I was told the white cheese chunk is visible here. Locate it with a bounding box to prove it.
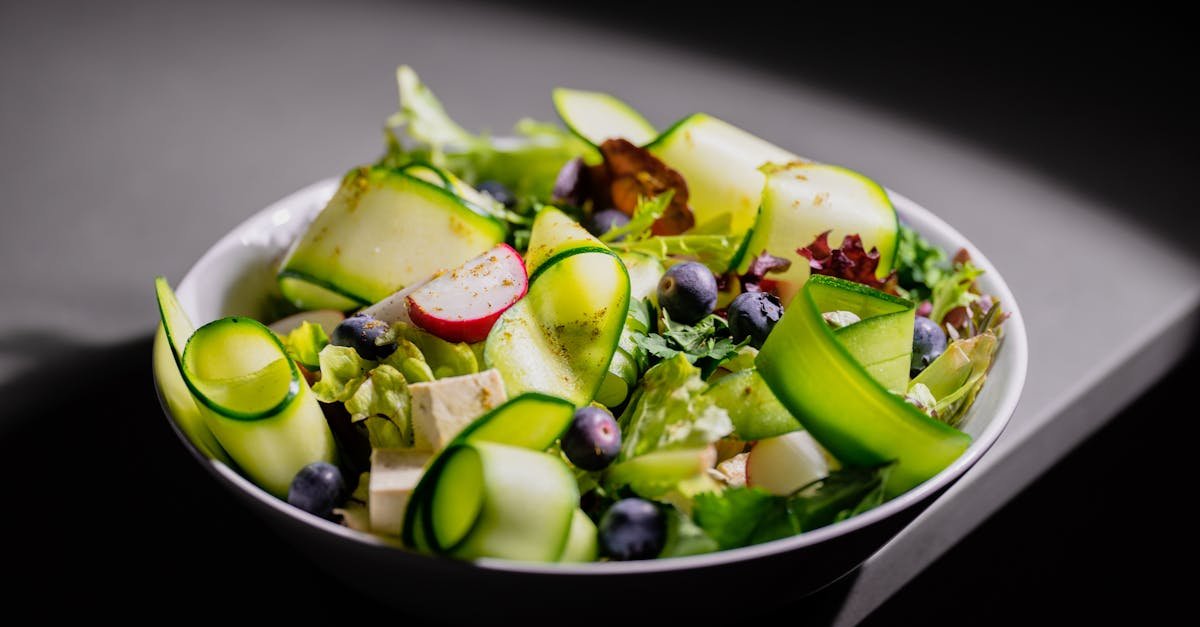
[369,448,433,536]
[409,369,507,451]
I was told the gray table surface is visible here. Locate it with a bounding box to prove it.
[3,0,1198,623]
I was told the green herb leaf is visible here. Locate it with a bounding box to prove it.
[691,464,893,550]
[599,191,673,243]
[632,312,748,378]
[894,224,950,302]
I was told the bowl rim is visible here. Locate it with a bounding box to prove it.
[159,176,1028,575]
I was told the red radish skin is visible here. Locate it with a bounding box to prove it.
[406,243,528,343]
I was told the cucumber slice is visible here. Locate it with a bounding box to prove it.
[808,276,916,394]
[486,208,630,407]
[756,275,970,497]
[739,162,899,287]
[402,391,575,550]
[180,316,337,497]
[523,206,603,277]
[152,278,231,464]
[647,113,798,234]
[278,167,506,309]
[559,509,599,562]
[605,447,711,498]
[425,442,579,561]
[552,88,657,147]
[704,368,801,441]
[450,392,576,451]
[486,250,629,407]
[396,161,503,216]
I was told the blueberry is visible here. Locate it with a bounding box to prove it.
[911,315,947,375]
[728,291,784,348]
[657,262,718,324]
[562,407,622,471]
[598,498,665,561]
[330,313,397,361]
[552,157,588,206]
[586,209,631,240]
[476,180,515,208]
[287,462,345,520]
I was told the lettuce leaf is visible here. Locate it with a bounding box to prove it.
[280,321,328,370]
[619,354,734,460]
[910,332,999,426]
[692,464,891,550]
[611,233,742,275]
[311,345,374,403]
[929,260,985,325]
[385,322,477,379]
[381,66,592,218]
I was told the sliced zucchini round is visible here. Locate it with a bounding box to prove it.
[486,207,630,407]
[756,275,969,498]
[647,113,799,234]
[450,392,576,451]
[277,167,506,309]
[402,391,576,550]
[153,278,231,464]
[740,162,899,290]
[485,249,629,407]
[552,87,657,147]
[559,509,599,562]
[423,441,579,561]
[180,316,336,498]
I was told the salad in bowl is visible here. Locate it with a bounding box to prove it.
[153,67,1011,564]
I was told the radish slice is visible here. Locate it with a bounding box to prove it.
[746,431,829,496]
[406,243,528,343]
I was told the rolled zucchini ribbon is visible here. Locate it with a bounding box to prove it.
[181,316,337,498]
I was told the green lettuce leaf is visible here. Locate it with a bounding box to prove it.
[619,354,734,460]
[930,260,985,325]
[692,464,891,550]
[311,345,374,403]
[381,66,592,222]
[345,364,409,423]
[280,321,329,370]
[610,234,742,275]
[894,224,950,302]
[910,332,999,426]
[385,322,477,379]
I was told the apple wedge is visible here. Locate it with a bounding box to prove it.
[746,431,829,496]
[406,243,528,343]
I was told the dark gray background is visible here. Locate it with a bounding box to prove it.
[2,1,1196,623]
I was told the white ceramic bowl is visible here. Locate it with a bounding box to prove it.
[159,177,1027,621]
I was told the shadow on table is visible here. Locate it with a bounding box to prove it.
[0,332,868,622]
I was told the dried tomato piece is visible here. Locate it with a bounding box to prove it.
[597,139,694,235]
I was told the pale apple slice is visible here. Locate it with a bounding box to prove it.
[406,243,528,343]
[746,431,829,496]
